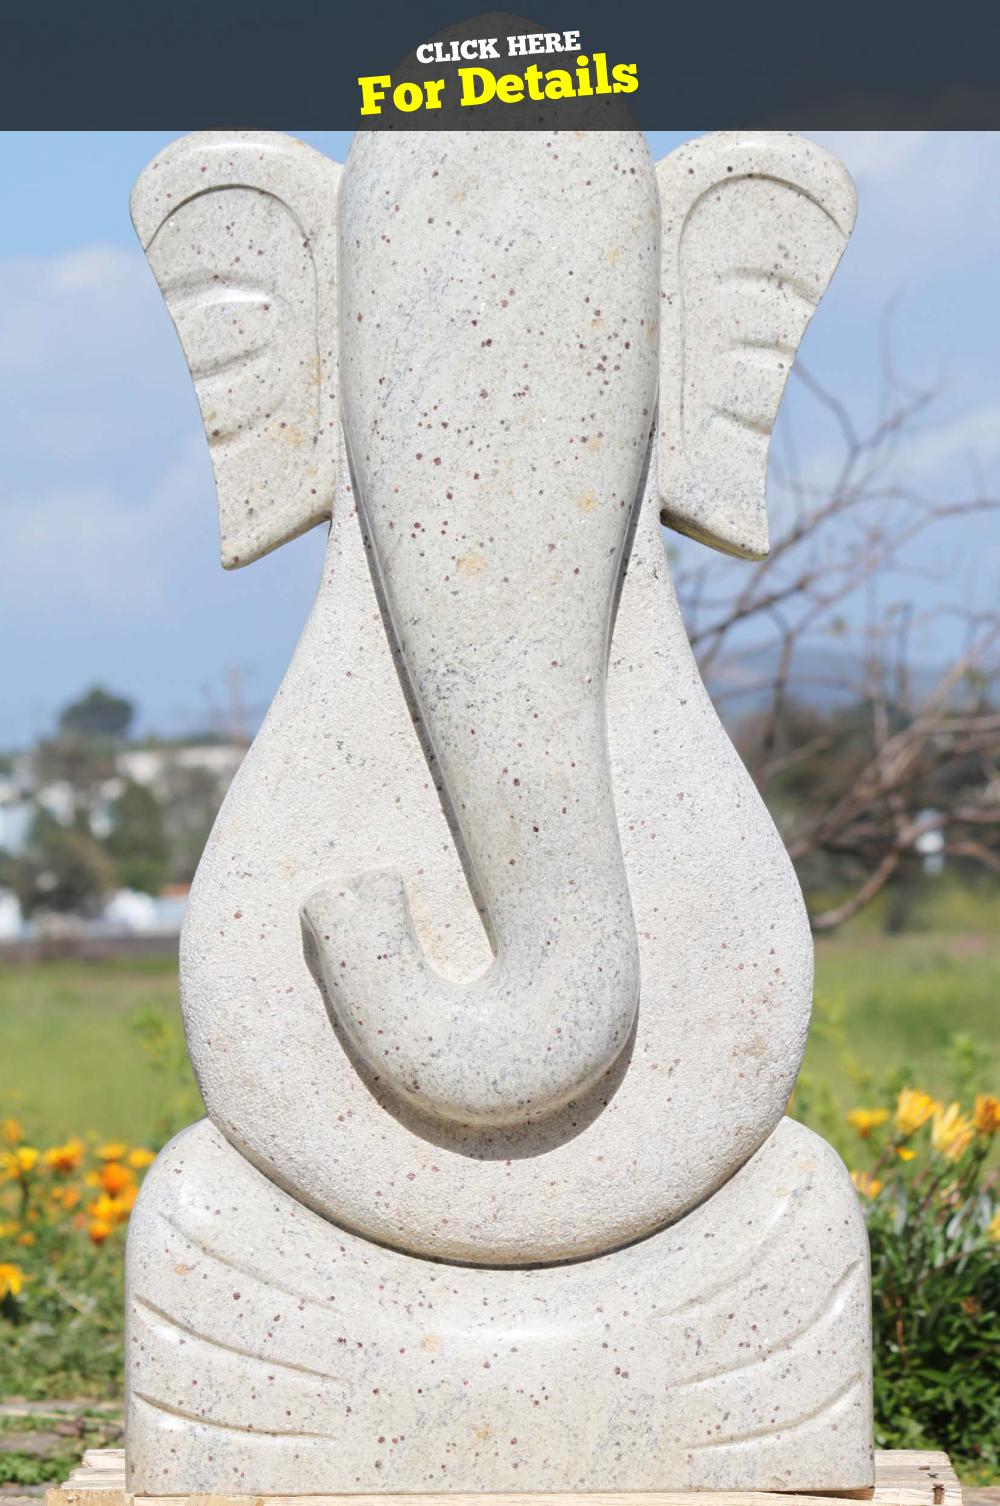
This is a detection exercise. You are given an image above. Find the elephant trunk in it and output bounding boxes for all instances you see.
[304,130,659,1126]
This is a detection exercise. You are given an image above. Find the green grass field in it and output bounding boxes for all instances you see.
[1,956,199,1147]
[1,925,997,1149]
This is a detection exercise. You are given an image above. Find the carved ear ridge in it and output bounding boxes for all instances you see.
[131,131,341,570]
[656,132,857,560]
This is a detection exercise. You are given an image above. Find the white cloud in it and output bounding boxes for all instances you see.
[807,132,930,183]
[803,134,1000,296]
[0,435,211,618]
[894,401,1000,481]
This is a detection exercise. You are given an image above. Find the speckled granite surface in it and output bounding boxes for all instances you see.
[124,128,870,1492]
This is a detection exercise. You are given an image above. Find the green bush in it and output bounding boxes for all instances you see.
[794,1084,999,1478]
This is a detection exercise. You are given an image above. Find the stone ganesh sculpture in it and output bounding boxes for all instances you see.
[126,128,871,1494]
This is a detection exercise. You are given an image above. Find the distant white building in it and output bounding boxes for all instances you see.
[117,742,246,800]
[0,741,245,857]
[0,889,23,940]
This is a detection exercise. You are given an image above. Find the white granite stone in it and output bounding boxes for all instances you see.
[127,1114,871,1495]
[657,133,856,559]
[126,127,869,1493]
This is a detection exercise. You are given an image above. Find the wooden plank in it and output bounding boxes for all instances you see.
[45,1450,963,1506]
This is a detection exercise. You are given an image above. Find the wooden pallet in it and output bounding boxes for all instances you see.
[45,1448,963,1506]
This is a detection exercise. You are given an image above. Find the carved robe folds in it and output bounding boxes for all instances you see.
[125,129,872,1493]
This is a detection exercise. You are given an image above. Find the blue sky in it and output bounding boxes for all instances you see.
[1,131,999,747]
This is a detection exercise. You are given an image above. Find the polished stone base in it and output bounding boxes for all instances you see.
[125,1117,872,1495]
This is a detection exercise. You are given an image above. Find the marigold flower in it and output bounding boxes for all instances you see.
[931,1102,976,1162]
[894,1088,937,1138]
[16,1231,35,1247]
[896,1146,916,1161]
[127,1148,156,1170]
[0,1220,21,1238]
[96,1142,128,1162]
[0,1262,26,1297]
[87,1190,133,1225]
[847,1107,889,1139]
[88,1219,112,1245]
[2,1146,39,1178]
[987,1210,1000,1243]
[973,1094,1000,1137]
[100,1161,134,1196]
[43,1139,84,1174]
[2,1118,23,1146]
[851,1170,883,1199]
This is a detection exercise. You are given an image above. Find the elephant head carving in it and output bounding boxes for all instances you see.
[132,128,855,1259]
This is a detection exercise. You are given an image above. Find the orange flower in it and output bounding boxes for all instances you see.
[847,1107,889,1139]
[16,1231,35,1247]
[88,1219,112,1245]
[3,1118,23,1146]
[43,1139,85,1174]
[116,1182,139,1213]
[100,1161,134,1196]
[973,1095,1000,1137]
[127,1148,156,1170]
[931,1102,976,1162]
[851,1170,883,1199]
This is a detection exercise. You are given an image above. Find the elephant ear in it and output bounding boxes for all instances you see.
[656,132,856,559]
[131,131,341,569]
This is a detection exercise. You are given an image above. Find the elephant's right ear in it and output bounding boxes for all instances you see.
[131,132,341,569]
[656,132,856,559]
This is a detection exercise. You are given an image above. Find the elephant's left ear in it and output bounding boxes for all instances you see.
[131,132,341,569]
[656,132,856,559]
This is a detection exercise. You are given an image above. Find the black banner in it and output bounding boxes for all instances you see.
[1,0,999,128]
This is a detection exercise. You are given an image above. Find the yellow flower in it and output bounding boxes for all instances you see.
[847,1107,889,1139]
[931,1102,976,1162]
[3,1118,23,1146]
[973,1095,1000,1137]
[987,1210,1000,1243]
[0,1220,21,1238]
[2,1146,39,1178]
[0,1262,26,1298]
[896,1146,916,1161]
[100,1161,134,1197]
[87,1190,134,1225]
[895,1088,937,1138]
[96,1142,128,1162]
[87,1219,112,1246]
[851,1170,884,1199]
[43,1139,84,1174]
[127,1148,156,1170]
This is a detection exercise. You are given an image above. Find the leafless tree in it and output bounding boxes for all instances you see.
[672,361,1000,932]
